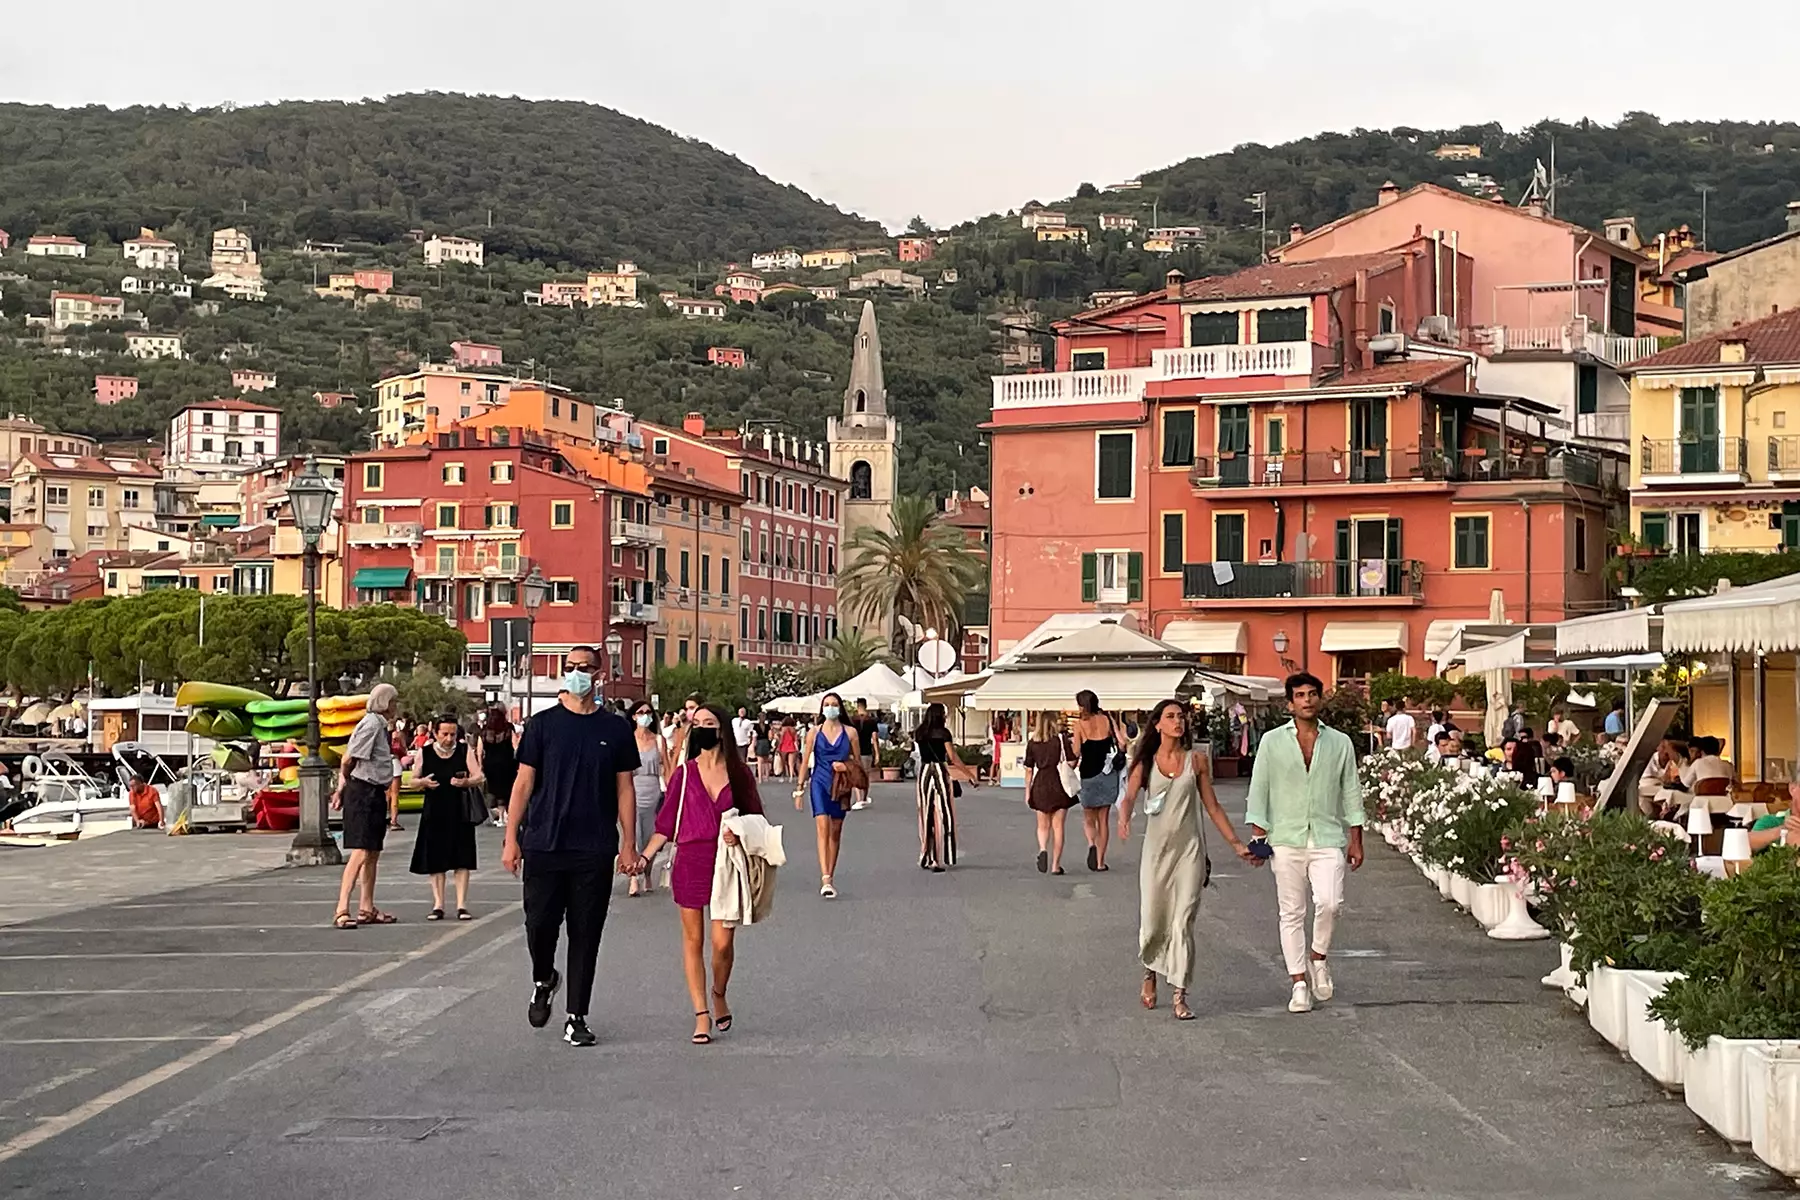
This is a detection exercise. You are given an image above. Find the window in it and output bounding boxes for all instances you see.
[1453,515,1491,569]
[551,579,578,603]
[611,546,622,566]
[435,502,458,529]
[485,503,517,528]
[757,608,768,640]
[46,485,69,507]
[1577,364,1599,416]
[721,557,730,596]
[700,553,711,593]
[201,412,214,427]
[122,489,140,509]
[699,642,709,665]
[1574,516,1589,572]
[460,381,471,395]
[1189,311,1239,346]
[1161,512,1185,574]
[1096,432,1134,499]
[1265,417,1285,455]
[550,395,561,417]
[741,528,752,561]
[487,461,513,484]
[1783,503,1800,552]
[654,637,667,667]
[740,607,750,640]
[633,642,645,675]
[363,463,383,491]
[442,463,465,484]
[1675,512,1702,553]
[1640,511,1668,550]
[1070,349,1107,372]
[1255,307,1308,343]
[201,437,214,453]
[1378,304,1397,335]
[87,486,104,507]
[850,461,872,500]
[361,505,380,523]
[551,500,574,528]
[653,437,669,456]
[1080,550,1143,604]
[437,544,456,574]
[826,544,836,574]
[570,401,581,422]
[680,549,691,588]
[678,639,689,663]
[1160,410,1195,467]
[492,581,517,605]
[1214,513,1246,562]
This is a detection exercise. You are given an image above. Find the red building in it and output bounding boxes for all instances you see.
[898,237,935,262]
[343,426,652,699]
[707,346,748,369]
[451,340,502,368]
[987,251,1621,685]
[94,374,139,405]
[354,269,394,294]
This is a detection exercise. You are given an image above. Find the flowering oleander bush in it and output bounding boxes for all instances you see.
[1358,747,1444,828]
[1499,808,1594,935]
[1408,770,1539,880]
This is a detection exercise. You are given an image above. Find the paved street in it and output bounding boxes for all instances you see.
[0,780,1780,1199]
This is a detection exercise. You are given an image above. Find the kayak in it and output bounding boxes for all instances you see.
[174,682,272,709]
[209,710,250,739]
[186,711,216,736]
[246,698,311,715]
[319,694,370,713]
[252,712,310,733]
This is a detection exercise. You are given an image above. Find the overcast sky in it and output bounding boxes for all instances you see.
[9,0,1799,231]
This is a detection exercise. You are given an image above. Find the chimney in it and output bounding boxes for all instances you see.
[1524,198,1546,219]
[1787,201,1800,233]
[1721,337,1748,365]
[682,411,705,436]
[1288,222,1305,243]
[1376,181,1401,207]
[1164,268,1185,298]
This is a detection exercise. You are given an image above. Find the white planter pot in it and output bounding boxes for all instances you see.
[1448,872,1475,909]
[1747,1043,1800,1177]
[1620,971,1685,1089]
[1470,881,1510,929]
[1586,965,1636,1052]
[1489,878,1551,941]
[1433,866,1454,897]
[1687,1036,1785,1144]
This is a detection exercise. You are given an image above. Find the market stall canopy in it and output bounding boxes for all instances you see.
[16,702,52,725]
[1159,619,1248,657]
[989,612,1139,669]
[966,622,1199,712]
[1319,621,1408,654]
[1423,619,1470,664]
[1661,572,1800,654]
[1554,607,1662,658]
[917,671,989,702]
[764,662,912,714]
[1459,625,1559,675]
[1191,670,1282,703]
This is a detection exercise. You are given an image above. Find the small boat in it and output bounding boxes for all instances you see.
[0,752,133,845]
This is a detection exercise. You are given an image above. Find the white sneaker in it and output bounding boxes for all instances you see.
[849,799,868,811]
[1307,959,1335,1002]
[1287,980,1314,1013]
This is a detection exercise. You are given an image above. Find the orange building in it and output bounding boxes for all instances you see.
[987,251,1621,685]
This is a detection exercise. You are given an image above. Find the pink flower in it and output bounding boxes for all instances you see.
[1650,846,1665,861]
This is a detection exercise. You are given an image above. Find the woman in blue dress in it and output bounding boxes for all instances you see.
[795,691,860,899]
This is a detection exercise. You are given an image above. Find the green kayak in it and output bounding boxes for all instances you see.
[246,698,312,715]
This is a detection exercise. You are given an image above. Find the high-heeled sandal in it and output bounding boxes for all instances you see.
[1141,972,1157,1010]
[712,989,732,1032]
[691,1011,712,1045]
[1172,989,1195,1021]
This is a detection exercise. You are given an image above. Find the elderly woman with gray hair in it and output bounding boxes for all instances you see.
[331,683,402,929]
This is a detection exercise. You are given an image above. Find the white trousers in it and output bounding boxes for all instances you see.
[1272,846,1346,977]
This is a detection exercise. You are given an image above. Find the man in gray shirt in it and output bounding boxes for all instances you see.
[331,683,399,928]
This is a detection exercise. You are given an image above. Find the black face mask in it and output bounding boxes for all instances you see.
[686,726,720,755]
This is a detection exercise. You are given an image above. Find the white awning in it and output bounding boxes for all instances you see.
[1555,608,1659,657]
[1461,631,1528,675]
[1663,574,1800,653]
[1158,620,1247,656]
[1319,621,1408,654]
[1423,619,1468,662]
[1557,653,1665,670]
[919,671,990,701]
[965,666,1192,711]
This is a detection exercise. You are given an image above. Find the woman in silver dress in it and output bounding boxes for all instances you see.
[1116,699,1261,1019]
[629,701,671,897]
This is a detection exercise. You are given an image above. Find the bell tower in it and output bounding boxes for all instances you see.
[828,300,900,645]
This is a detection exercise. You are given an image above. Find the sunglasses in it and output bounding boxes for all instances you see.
[564,661,600,673]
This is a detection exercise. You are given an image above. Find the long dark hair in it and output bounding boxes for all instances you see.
[481,704,512,739]
[1128,699,1191,788]
[686,703,762,813]
[914,702,949,741]
[1075,689,1100,716]
[818,692,844,723]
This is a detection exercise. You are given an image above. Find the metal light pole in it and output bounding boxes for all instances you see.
[604,629,624,693]
[285,457,343,867]
[521,567,550,724]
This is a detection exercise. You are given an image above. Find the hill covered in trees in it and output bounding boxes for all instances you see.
[0,95,882,271]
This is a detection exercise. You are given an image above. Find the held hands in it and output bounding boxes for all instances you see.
[330,786,343,812]
[617,849,646,876]
[1233,842,1263,866]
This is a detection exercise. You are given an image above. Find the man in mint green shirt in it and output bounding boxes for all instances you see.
[1246,671,1365,1014]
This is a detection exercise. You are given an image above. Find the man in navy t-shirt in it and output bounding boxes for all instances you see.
[502,645,642,1047]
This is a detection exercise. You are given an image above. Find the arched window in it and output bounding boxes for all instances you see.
[850,460,872,500]
[854,388,867,413]
[739,606,750,640]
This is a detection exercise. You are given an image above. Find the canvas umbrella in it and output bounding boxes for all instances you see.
[1484,588,1511,747]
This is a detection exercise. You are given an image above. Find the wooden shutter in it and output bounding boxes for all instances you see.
[1385,518,1404,559]
[1127,552,1144,602]
[1081,553,1098,602]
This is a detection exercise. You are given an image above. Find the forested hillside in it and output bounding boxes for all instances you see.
[0,95,881,270]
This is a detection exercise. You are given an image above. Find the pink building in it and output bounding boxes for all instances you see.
[0,229,9,252]
[1277,181,1650,336]
[451,340,502,368]
[707,346,748,369]
[353,269,394,294]
[94,375,139,405]
[540,280,589,307]
[313,391,357,409]
[724,269,764,304]
[898,237,934,262]
[231,369,277,393]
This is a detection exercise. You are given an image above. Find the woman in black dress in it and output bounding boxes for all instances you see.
[915,703,979,872]
[1024,711,1076,874]
[479,705,516,826]
[410,715,482,920]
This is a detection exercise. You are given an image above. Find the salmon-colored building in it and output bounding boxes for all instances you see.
[988,250,1622,686]
[94,374,139,405]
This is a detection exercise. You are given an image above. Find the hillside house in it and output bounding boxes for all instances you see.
[1098,213,1138,232]
[1021,210,1067,230]
[50,292,125,330]
[94,375,139,405]
[168,398,280,470]
[722,269,764,304]
[587,264,642,307]
[539,280,590,307]
[707,347,748,369]
[126,333,183,360]
[1037,226,1088,244]
[752,249,802,272]
[231,369,277,393]
[26,235,86,258]
[451,341,502,368]
[357,292,420,311]
[897,237,935,262]
[847,268,925,297]
[209,228,259,279]
[423,235,484,266]
[1674,201,1800,339]
[313,391,357,409]
[122,230,180,271]
[354,268,394,294]
[315,275,358,300]
[0,230,8,252]
[668,296,728,320]
[202,274,266,301]
[801,248,854,270]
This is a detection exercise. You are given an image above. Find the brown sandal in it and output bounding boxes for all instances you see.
[1141,972,1157,1010]
[357,908,398,925]
[332,910,357,930]
[1172,989,1195,1021]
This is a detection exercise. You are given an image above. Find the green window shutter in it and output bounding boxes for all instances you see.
[1640,512,1668,549]
[1385,517,1404,559]
[1334,520,1351,562]
[1161,512,1184,574]
[1080,553,1098,602]
[1126,552,1144,602]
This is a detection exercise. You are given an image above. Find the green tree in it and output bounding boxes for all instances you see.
[385,664,475,723]
[650,660,757,714]
[807,630,894,689]
[840,494,986,647]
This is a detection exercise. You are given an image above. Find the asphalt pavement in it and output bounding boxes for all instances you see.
[0,780,1781,1199]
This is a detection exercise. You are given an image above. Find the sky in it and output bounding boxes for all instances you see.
[9,0,1800,231]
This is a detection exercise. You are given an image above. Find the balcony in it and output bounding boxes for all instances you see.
[1469,321,1661,366]
[1182,559,1424,604]
[414,550,531,579]
[347,520,423,546]
[611,599,659,624]
[991,366,1150,411]
[1770,437,1800,482]
[611,518,663,546]
[1640,437,1748,485]
[1190,445,1614,491]
[1151,341,1311,382]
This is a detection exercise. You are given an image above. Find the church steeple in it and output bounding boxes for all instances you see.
[843,300,886,421]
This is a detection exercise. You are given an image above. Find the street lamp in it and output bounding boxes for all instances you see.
[604,630,624,683]
[522,566,550,722]
[285,456,342,867]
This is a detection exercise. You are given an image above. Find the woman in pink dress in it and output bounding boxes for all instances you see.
[639,703,764,1045]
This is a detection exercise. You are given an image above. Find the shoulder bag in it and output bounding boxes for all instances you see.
[1055,734,1081,797]
[667,760,690,867]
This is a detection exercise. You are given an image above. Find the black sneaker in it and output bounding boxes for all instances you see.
[528,969,561,1029]
[563,1016,596,1047]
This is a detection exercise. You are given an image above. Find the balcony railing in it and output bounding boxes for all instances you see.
[414,551,531,579]
[1640,437,1748,480]
[1182,559,1425,602]
[1466,321,1661,365]
[1189,445,1612,489]
[611,518,663,544]
[1770,436,1800,479]
[610,599,659,623]
[348,521,423,546]
[991,366,1150,411]
[1151,341,1312,381]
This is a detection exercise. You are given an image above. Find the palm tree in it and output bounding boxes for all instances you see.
[839,494,986,646]
[809,630,894,688]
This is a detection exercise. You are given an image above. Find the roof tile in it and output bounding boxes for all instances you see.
[1632,307,1800,369]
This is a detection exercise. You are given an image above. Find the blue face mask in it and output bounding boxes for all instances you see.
[823,705,841,720]
[563,669,594,697]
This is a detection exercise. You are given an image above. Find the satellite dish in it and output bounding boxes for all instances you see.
[917,639,956,676]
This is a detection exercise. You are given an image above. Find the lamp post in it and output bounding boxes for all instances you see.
[604,630,624,687]
[522,567,550,723]
[285,457,343,867]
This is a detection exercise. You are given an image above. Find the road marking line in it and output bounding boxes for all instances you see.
[0,1067,98,1114]
[0,924,387,933]
[0,1037,216,1045]
[0,909,503,1165]
[0,989,318,996]
[0,950,395,960]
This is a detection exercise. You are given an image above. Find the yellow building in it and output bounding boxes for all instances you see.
[373,364,516,445]
[1626,307,1800,554]
[644,468,740,669]
[8,452,161,556]
[801,248,855,270]
[1035,225,1088,244]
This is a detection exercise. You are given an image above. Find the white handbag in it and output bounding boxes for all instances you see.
[1055,735,1081,797]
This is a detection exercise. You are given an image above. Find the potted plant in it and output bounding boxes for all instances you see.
[877,745,908,783]
[1504,808,1596,990]
[1649,845,1800,1149]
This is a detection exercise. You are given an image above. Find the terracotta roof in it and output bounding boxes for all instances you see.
[181,397,279,414]
[1179,253,1405,302]
[51,292,120,304]
[15,452,158,478]
[1657,247,1721,284]
[1326,359,1471,389]
[125,236,175,246]
[28,235,82,245]
[93,550,183,571]
[1631,306,1800,370]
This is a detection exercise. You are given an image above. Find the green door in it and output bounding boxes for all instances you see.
[1351,398,1388,483]
[1678,387,1719,473]
[1217,405,1250,486]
